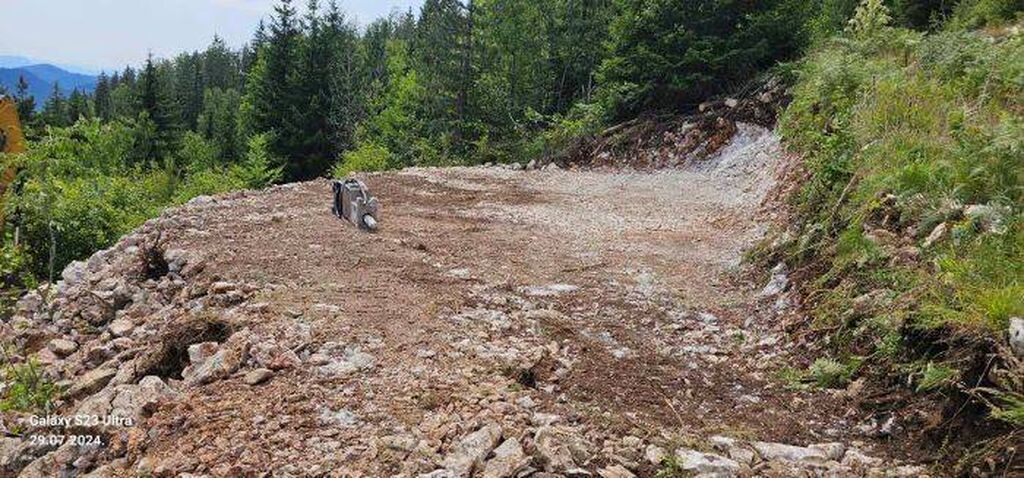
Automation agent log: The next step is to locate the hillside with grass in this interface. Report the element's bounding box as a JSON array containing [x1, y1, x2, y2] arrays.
[[753, 0, 1023, 470]]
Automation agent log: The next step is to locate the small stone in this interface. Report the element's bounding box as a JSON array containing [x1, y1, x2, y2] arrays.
[[597, 465, 635, 478], [48, 338, 78, 357], [1009, 317, 1024, 358], [751, 441, 828, 463], [188, 342, 219, 365], [244, 368, 274, 386], [108, 318, 134, 337], [67, 367, 117, 399], [644, 444, 666, 465], [923, 222, 948, 248], [443, 424, 502, 477], [674, 448, 741, 475], [481, 438, 528, 478], [724, 98, 739, 108]]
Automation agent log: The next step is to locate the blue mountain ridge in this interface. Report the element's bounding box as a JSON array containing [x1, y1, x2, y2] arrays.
[[0, 64, 98, 110]]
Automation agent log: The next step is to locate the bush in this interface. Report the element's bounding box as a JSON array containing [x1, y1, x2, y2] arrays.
[[230, 133, 283, 188], [0, 358, 58, 414], [332, 143, 390, 177], [949, 0, 1024, 29]]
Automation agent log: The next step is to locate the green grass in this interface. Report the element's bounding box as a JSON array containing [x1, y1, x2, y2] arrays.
[[0, 358, 59, 414], [655, 454, 693, 478], [774, 11, 1023, 430]]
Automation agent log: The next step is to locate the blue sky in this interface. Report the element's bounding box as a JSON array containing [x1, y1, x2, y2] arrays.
[[0, 0, 422, 72]]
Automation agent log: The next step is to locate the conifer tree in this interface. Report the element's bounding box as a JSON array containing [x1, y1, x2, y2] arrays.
[[15, 75, 36, 122], [139, 53, 178, 161], [41, 82, 68, 127], [245, 0, 303, 179], [66, 89, 92, 122], [94, 72, 113, 121]]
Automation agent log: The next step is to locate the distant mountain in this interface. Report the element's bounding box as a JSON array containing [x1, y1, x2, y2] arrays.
[[0, 64, 98, 110], [0, 55, 36, 69], [0, 55, 103, 75]]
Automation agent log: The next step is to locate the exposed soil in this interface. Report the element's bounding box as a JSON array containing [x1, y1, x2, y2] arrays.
[[4, 124, 930, 477]]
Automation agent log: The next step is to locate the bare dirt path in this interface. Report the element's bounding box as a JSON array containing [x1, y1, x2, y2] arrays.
[[4, 125, 925, 477]]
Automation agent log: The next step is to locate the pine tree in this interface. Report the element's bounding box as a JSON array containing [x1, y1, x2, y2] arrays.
[[325, 0, 363, 155], [41, 82, 68, 127], [295, 0, 336, 177], [173, 52, 205, 130], [94, 72, 113, 121], [139, 53, 178, 161], [414, 0, 472, 152], [15, 75, 36, 122], [204, 35, 240, 90], [244, 0, 303, 179], [66, 89, 92, 122]]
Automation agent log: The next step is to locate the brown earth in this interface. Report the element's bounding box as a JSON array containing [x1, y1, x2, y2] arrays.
[[3, 125, 929, 477]]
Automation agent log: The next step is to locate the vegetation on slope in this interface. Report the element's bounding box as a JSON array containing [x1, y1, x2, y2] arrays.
[[759, 0, 1022, 466]]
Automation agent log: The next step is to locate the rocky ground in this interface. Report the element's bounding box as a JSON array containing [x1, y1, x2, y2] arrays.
[[1, 125, 930, 477]]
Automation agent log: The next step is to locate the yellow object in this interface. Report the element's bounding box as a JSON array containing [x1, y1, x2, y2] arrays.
[[0, 95, 26, 233]]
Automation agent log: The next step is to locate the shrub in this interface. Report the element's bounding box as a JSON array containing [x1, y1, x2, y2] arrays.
[[332, 143, 390, 178], [230, 133, 282, 188], [0, 358, 58, 414]]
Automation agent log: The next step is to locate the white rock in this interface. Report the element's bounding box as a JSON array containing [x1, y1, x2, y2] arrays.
[[597, 465, 635, 478], [674, 448, 741, 476], [443, 424, 502, 477], [108, 318, 134, 337], [752, 441, 828, 463], [48, 338, 78, 357], [922, 223, 947, 248], [644, 444, 666, 465], [244, 368, 274, 386], [481, 438, 529, 478], [1009, 317, 1024, 358]]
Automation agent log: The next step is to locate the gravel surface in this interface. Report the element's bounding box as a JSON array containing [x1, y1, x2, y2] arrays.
[[2, 124, 923, 477]]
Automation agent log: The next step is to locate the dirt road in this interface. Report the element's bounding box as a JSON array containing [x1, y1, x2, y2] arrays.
[[5, 125, 923, 477]]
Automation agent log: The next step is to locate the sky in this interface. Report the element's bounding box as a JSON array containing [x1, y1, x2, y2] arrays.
[[0, 0, 423, 73]]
